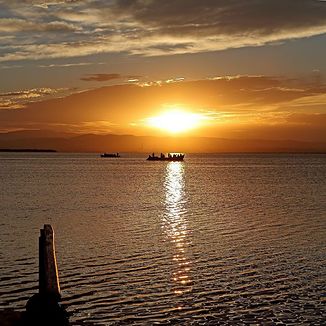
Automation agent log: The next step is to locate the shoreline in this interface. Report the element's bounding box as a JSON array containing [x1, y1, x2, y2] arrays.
[[0, 149, 57, 153]]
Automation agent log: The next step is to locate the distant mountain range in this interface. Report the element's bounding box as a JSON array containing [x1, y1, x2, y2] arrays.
[[0, 130, 325, 153]]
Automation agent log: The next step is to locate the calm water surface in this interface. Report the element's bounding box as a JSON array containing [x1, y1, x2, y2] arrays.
[[0, 153, 325, 325]]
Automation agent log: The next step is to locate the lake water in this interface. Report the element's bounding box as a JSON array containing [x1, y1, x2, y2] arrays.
[[0, 153, 325, 325]]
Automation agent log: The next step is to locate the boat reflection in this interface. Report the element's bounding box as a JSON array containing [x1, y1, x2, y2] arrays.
[[162, 162, 192, 296]]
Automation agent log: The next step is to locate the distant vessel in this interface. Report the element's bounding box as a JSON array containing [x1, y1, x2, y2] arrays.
[[101, 153, 120, 158], [147, 153, 184, 161]]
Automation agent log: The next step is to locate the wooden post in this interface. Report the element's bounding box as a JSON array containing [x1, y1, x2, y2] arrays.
[[39, 224, 61, 299], [24, 225, 69, 325]]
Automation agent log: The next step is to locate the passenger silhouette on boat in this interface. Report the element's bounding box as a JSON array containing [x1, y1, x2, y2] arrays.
[[147, 152, 184, 161]]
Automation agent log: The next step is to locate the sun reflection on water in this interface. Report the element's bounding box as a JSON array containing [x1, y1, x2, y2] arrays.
[[162, 162, 192, 296]]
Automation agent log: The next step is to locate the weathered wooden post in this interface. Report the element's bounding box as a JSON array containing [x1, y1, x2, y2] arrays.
[[39, 224, 61, 299], [24, 225, 69, 325]]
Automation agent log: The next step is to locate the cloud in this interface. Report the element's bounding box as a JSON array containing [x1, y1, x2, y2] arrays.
[[111, 0, 326, 35], [0, 18, 79, 33], [0, 64, 23, 69], [39, 62, 104, 68], [80, 73, 142, 82], [0, 0, 325, 61], [0, 87, 57, 98], [0, 87, 69, 109], [81, 73, 121, 82]]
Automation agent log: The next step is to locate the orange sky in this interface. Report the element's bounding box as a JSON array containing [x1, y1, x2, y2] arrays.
[[1, 76, 325, 143]]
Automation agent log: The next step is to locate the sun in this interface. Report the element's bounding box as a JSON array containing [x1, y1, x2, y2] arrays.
[[147, 109, 202, 133]]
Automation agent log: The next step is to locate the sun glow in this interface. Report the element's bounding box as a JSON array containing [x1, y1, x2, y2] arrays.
[[147, 109, 202, 133]]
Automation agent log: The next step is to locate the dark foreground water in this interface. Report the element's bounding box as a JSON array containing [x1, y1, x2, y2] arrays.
[[0, 153, 325, 325]]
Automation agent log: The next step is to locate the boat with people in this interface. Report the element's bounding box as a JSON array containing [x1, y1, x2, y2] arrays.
[[100, 152, 120, 158], [147, 153, 184, 161]]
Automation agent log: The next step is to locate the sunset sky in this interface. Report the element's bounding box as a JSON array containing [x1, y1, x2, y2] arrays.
[[0, 0, 325, 145]]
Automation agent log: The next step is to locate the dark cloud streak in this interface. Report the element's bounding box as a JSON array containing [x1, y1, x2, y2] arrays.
[[81, 73, 121, 82]]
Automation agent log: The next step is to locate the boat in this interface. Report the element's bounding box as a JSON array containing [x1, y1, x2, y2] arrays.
[[147, 153, 184, 161], [100, 152, 120, 158]]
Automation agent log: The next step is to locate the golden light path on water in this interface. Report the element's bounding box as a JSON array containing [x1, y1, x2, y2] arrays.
[[162, 162, 192, 298]]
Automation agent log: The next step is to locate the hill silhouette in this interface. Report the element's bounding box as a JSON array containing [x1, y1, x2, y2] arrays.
[[0, 130, 325, 153]]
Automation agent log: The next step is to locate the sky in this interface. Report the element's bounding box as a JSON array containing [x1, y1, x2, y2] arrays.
[[0, 0, 325, 144]]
